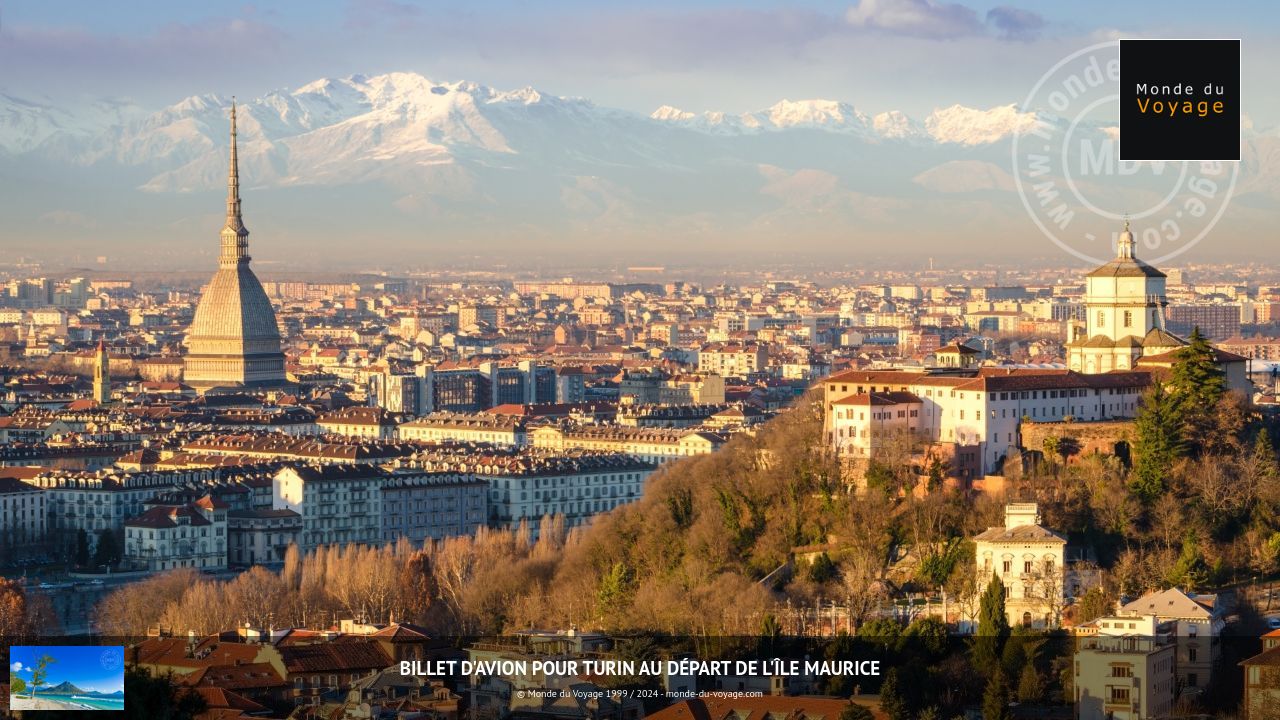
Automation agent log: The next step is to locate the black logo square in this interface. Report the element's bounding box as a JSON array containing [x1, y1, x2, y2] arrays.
[[1120, 39, 1240, 161]]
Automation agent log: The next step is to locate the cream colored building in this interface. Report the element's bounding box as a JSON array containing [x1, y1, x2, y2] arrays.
[[529, 425, 725, 465], [828, 390, 922, 459], [1066, 221, 1185, 374], [973, 503, 1066, 629], [1074, 613, 1176, 720], [1120, 588, 1224, 693], [398, 413, 528, 446], [124, 495, 228, 572]]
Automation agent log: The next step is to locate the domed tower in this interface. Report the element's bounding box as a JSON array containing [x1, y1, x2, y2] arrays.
[[184, 100, 287, 391], [1067, 220, 1182, 373]]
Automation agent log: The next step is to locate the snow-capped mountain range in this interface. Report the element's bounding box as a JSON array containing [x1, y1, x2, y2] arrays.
[[0, 71, 1046, 191], [0, 71, 1274, 264]]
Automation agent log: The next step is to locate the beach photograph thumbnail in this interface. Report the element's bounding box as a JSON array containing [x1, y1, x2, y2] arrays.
[[8, 646, 125, 712]]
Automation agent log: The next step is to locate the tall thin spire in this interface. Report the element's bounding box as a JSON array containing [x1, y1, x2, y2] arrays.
[[219, 97, 250, 268]]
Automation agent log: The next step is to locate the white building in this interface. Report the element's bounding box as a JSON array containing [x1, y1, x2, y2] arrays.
[[1065, 221, 1249, 394], [824, 368, 1148, 477], [973, 503, 1067, 629], [124, 495, 228, 572], [1074, 613, 1176, 720], [316, 407, 400, 440], [272, 464, 384, 551], [698, 342, 767, 378], [1066, 222, 1184, 374], [480, 454, 655, 537]]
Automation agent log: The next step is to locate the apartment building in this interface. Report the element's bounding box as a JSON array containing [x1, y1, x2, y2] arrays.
[[1074, 614, 1177, 720]]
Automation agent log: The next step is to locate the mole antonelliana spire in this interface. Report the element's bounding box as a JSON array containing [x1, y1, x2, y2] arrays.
[[184, 98, 288, 392]]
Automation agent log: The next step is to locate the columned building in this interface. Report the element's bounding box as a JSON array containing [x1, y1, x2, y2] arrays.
[[184, 101, 287, 392], [1066, 221, 1184, 373]]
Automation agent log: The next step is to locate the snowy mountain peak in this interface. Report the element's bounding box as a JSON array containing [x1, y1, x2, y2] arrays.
[[651, 105, 695, 122], [761, 99, 868, 130], [924, 103, 1043, 146], [872, 110, 926, 141]]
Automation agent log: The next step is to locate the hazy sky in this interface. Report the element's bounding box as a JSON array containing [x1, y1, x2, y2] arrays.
[[3, 0, 1278, 121], [2, 0, 1278, 270]]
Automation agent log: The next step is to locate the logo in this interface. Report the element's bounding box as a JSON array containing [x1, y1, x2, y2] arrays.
[[1119, 39, 1240, 161], [1012, 41, 1238, 265]]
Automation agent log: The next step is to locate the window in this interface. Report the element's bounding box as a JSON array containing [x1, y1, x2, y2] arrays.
[[1123, 310, 1133, 327], [1024, 560, 1033, 574], [1111, 665, 1132, 678], [1002, 560, 1011, 573], [1109, 687, 1130, 703], [1097, 310, 1105, 326]]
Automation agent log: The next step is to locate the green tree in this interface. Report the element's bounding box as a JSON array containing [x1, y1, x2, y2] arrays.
[[1017, 664, 1043, 703], [94, 530, 120, 567], [10, 673, 25, 695], [808, 552, 837, 584], [839, 704, 875, 720], [1074, 586, 1115, 625], [858, 617, 903, 653], [975, 572, 1010, 669], [1168, 327, 1227, 454], [1131, 381, 1185, 503], [982, 669, 1011, 720], [1169, 327, 1227, 411], [596, 562, 633, 615], [878, 668, 910, 720], [1166, 532, 1209, 591], [74, 529, 90, 567], [30, 653, 55, 698], [903, 616, 948, 658], [925, 456, 947, 491], [1042, 436, 1060, 470]]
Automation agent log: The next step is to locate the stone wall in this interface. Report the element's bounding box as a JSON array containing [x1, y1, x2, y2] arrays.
[[1019, 419, 1135, 467]]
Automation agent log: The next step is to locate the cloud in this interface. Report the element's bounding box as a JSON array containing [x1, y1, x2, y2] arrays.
[[10, 661, 21, 672], [845, 0, 984, 39], [985, 6, 1045, 41]]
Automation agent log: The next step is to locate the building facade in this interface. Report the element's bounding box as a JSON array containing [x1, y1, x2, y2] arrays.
[[973, 503, 1067, 629]]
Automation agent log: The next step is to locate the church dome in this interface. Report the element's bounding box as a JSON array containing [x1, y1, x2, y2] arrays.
[[187, 264, 281, 352], [1086, 221, 1166, 278]]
